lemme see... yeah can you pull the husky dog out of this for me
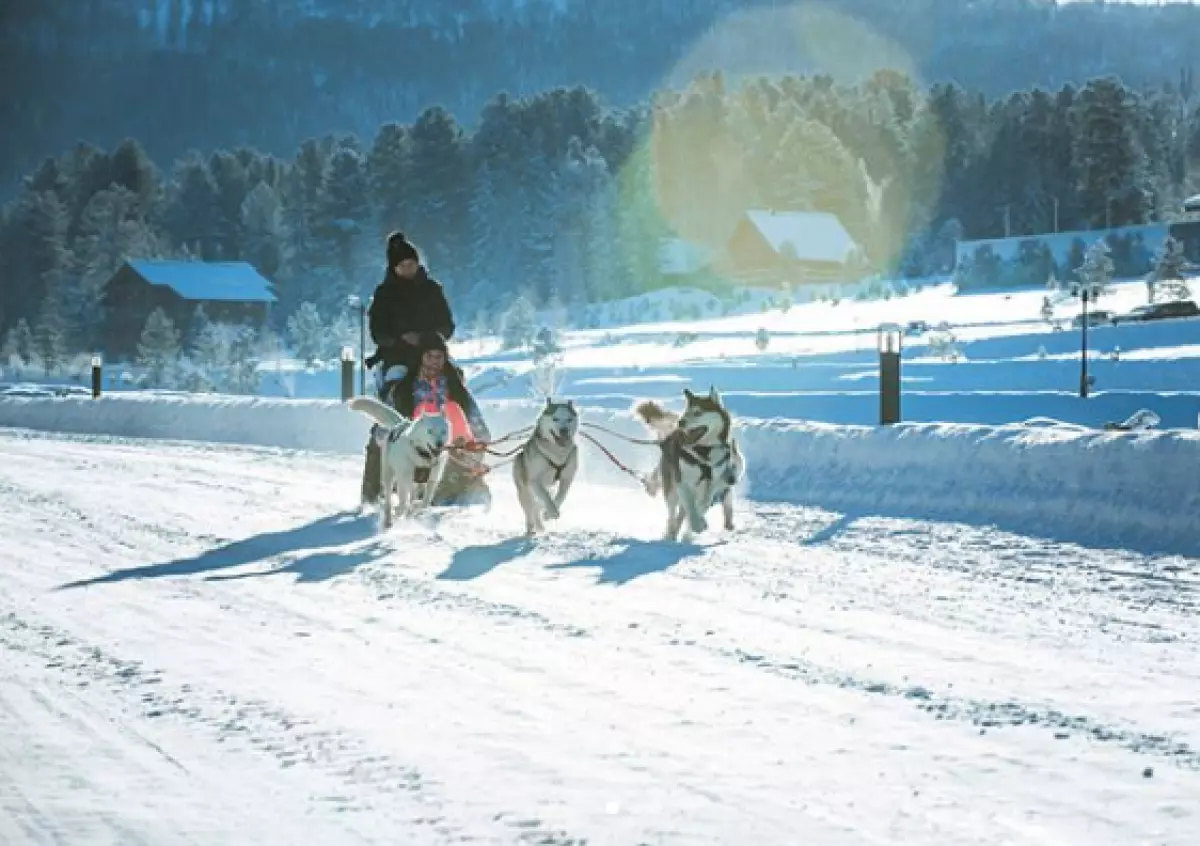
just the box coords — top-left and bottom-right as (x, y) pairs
(512, 398), (580, 535)
(635, 387), (745, 541)
(347, 395), (450, 529)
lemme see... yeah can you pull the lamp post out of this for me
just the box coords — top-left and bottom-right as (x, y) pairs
(347, 294), (367, 395)
(90, 354), (102, 399)
(340, 345), (355, 401)
(1078, 287), (1090, 398)
(877, 323), (902, 425)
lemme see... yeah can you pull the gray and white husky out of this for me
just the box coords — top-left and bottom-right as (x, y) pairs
(634, 387), (745, 541)
(512, 398), (580, 536)
(347, 395), (450, 529)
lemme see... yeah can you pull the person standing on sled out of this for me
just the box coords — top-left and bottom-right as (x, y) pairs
(360, 232), (488, 504)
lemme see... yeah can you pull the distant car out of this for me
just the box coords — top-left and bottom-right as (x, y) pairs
(1071, 310), (1114, 329)
(1113, 300), (1200, 324)
(904, 320), (929, 336)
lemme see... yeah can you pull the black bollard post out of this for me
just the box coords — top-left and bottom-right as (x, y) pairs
(878, 324), (901, 425)
(91, 355), (102, 399)
(340, 346), (355, 401)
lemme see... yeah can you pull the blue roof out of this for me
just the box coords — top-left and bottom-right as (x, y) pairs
(126, 260), (276, 303)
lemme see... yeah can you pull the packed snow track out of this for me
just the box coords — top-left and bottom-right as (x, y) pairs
(1, 427), (1197, 845)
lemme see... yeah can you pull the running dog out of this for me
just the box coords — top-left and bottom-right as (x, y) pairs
(347, 395), (450, 529)
(634, 387), (745, 541)
(512, 398), (580, 536)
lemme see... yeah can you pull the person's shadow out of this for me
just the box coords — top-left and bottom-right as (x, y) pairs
(57, 511), (382, 590)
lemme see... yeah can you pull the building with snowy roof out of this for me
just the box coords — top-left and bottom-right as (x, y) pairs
(723, 209), (864, 286)
(102, 259), (276, 358)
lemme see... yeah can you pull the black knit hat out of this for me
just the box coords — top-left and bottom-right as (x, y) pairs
(386, 231), (419, 267)
(417, 331), (448, 354)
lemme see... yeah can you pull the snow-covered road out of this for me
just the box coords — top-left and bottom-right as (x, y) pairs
(1, 428), (1197, 845)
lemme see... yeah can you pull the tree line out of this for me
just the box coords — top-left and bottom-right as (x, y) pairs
(1, 70), (1198, 380)
(5, 0), (1200, 194)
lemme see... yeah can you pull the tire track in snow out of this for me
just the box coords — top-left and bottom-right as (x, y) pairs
(0, 610), (587, 845)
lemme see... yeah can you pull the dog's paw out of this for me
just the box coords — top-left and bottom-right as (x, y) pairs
(689, 518), (708, 535)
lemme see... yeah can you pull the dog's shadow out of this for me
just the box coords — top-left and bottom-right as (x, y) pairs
(548, 538), (708, 586)
(56, 511), (382, 590)
(437, 537), (533, 581)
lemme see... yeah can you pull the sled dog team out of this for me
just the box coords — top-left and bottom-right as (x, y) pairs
(348, 386), (746, 541)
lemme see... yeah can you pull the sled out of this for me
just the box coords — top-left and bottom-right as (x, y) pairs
(410, 394), (492, 506)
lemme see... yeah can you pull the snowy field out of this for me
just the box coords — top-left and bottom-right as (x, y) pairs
(5, 278), (1199, 429)
(2, 277), (1199, 843)
(1, 428), (1198, 844)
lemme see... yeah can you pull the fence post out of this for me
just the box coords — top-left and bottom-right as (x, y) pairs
(878, 324), (902, 425)
(91, 355), (102, 399)
(340, 345), (355, 401)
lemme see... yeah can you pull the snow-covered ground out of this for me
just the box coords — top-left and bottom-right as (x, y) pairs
(2, 278), (1198, 842)
(2, 428), (1197, 844)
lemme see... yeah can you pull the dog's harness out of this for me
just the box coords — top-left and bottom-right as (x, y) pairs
(412, 446), (441, 483)
(678, 442), (733, 484)
(532, 439), (575, 483)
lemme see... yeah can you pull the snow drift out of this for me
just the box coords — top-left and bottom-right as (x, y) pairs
(1, 392), (1196, 554)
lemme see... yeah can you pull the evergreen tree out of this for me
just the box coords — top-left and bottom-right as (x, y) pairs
(240, 180), (287, 282)
(3, 319), (35, 364)
(33, 295), (66, 376)
(1071, 78), (1150, 229)
(1147, 236), (1195, 302)
(1074, 240), (1115, 301)
(137, 307), (182, 387)
(163, 152), (219, 258)
(501, 293), (537, 349)
(286, 301), (325, 365)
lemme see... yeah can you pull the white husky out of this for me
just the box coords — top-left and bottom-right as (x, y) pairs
(512, 399), (580, 536)
(347, 395), (450, 529)
(634, 387), (745, 541)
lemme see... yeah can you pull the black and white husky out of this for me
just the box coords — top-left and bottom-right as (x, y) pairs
(635, 387), (745, 541)
(512, 399), (580, 536)
(347, 395), (450, 529)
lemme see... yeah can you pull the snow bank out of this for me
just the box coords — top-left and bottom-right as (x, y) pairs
(2, 393), (1196, 554)
(737, 417), (1200, 555)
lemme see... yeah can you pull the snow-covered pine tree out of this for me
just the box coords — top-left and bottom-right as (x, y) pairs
(286, 301), (325, 365)
(4, 318), (34, 364)
(501, 293), (537, 350)
(34, 294), (67, 377)
(137, 307), (182, 387)
(1074, 239), (1115, 300)
(224, 324), (261, 394)
(1148, 236), (1195, 302)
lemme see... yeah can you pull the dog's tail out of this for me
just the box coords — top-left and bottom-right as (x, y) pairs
(633, 399), (678, 439)
(347, 395), (409, 431)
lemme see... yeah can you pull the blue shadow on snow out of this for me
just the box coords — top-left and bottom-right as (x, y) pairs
(547, 538), (707, 586)
(56, 511), (381, 590)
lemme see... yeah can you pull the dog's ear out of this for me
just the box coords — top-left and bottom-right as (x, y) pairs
(683, 388), (695, 404)
(567, 399), (574, 410)
(545, 396), (553, 409)
(709, 385), (721, 404)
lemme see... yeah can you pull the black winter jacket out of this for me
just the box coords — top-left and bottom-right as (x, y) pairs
(366, 267), (455, 368)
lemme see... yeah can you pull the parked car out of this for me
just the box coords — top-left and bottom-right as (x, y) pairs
(904, 320), (929, 336)
(1113, 300), (1200, 324)
(1071, 310), (1114, 329)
